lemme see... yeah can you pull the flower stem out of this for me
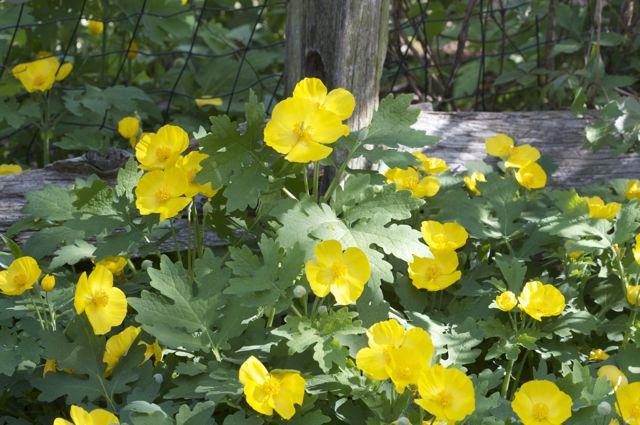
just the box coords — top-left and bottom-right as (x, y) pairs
(501, 356), (517, 398)
(170, 219), (183, 265)
(622, 309), (638, 348)
(322, 137), (363, 203)
(312, 161), (320, 202)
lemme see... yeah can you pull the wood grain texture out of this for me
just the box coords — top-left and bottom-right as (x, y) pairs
(2, 109), (638, 244)
(409, 107), (640, 187)
(284, 0), (390, 131)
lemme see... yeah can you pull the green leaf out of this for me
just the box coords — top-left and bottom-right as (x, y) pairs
(23, 185), (76, 221)
(49, 239), (96, 269)
(494, 254), (527, 292)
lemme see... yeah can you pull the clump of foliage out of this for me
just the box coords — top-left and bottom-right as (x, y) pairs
(1, 77), (640, 424)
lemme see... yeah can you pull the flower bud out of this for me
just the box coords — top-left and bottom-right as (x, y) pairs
(153, 373), (163, 384)
(495, 291), (517, 312)
(41, 274), (56, 292)
(597, 401), (611, 416)
(396, 417), (411, 425)
(141, 259), (153, 270)
(293, 285), (307, 298)
(317, 306), (328, 315)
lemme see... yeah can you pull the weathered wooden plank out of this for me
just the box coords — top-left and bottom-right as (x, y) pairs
(409, 107), (640, 187)
(1, 109), (638, 245)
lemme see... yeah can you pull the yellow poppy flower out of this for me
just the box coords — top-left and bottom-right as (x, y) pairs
(117, 116), (140, 146)
(74, 265), (127, 335)
(291, 77), (355, 120)
(625, 180), (640, 201)
(495, 291), (517, 311)
(384, 167), (440, 198)
(517, 281), (565, 321)
(627, 285), (640, 306)
(239, 356), (305, 420)
(408, 251), (462, 291)
(127, 41), (138, 60)
(463, 171), (486, 195)
(135, 167), (191, 221)
(586, 196), (621, 220)
(135, 124), (189, 170)
(420, 220), (468, 252)
(140, 340), (163, 366)
(195, 97), (223, 108)
(588, 349), (609, 361)
(264, 96), (349, 163)
(505, 144), (541, 168)
(95, 256), (128, 276)
(598, 365), (628, 390)
(355, 319), (434, 387)
(511, 380), (572, 425)
(54, 405), (118, 425)
(412, 152), (448, 174)
(616, 382), (640, 423)
(0, 256), (41, 296)
(0, 164), (22, 175)
(175, 151), (220, 198)
(485, 134), (514, 158)
(87, 20), (104, 35)
(415, 365), (475, 423)
(41, 274), (56, 292)
(633, 234), (640, 264)
(103, 326), (141, 377)
(12, 57), (72, 92)
(304, 240), (371, 305)
(515, 161), (547, 190)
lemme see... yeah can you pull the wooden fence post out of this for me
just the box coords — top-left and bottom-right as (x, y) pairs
(284, 0), (390, 131)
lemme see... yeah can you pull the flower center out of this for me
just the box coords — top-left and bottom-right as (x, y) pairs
(422, 264), (439, 282)
(264, 377), (280, 397)
(532, 402), (549, 420)
(521, 172), (534, 185)
(405, 175), (419, 189)
(331, 262), (348, 280)
(88, 290), (109, 308)
(631, 404), (640, 418)
(435, 390), (452, 408)
(293, 122), (313, 143)
(433, 234), (448, 247)
(33, 74), (47, 87)
(12, 274), (27, 287)
(155, 188), (171, 202)
(156, 146), (172, 162)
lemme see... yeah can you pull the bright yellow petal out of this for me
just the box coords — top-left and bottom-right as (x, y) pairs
(485, 134), (514, 157)
(412, 176), (440, 198)
(342, 247), (371, 285)
(515, 161), (547, 190)
(239, 356), (269, 386)
(305, 109), (349, 144)
(103, 326), (141, 377)
(323, 88), (356, 120)
(313, 239), (343, 266)
(89, 408), (120, 425)
(505, 144), (541, 168)
(284, 139), (332, 163)
(367, 319), (405, 347)
(330, 274), (366, 305)
(74, 272), (90, 313)
(401, 327), (435, 362)
(85, 287), (127, 335)
(70, 405), (92, 424)
(355, 346), (389, 380)
(292, 77), (328, 106)
(305, 260), (332, 298)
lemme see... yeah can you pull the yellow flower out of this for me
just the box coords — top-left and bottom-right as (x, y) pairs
(485, 134), (514, 158)
(384, 167), (440, 198)
(633, 234), (640, 264)
(616, 382), (640, 424)
(291, 77), (355, 120)
(355, 319), (434, 389)
(41, 274), (56, 292)
(505, 144), (541, 168)
(627, 285), (640, 306)
(0, 164), (22, 175)
(135, 124), (189, 170)
(420, 220), (468, 252)
(588, 349), (609, 361)
(140, 340), (163, 366)
(117, 117), (140, 146)
(127, 41), (138, 60)
(511, 380), (572, 425)
(263, 97), (349, 163)
(103, 326), (141, 377)
(586, 196), (621, 220)
(95, 256), (128, 276)
(54, 405), (118, 425)
(74, 265), (127, 335)
(408, 251), (462, 291)
(87, 20), (104, 35)
(195, 97), (223, 108)
(625, 180), (640, 201)
(415, 365), (475, 423)
(463, 171), (486, 195)
(495, 291), (517, 312)
(175, 151), (220, 198)
(0, 256), (41, 296)
(515, 161), (547, 190)
(305, 240), (371, 305)
(518, 281), (565, 321)
(135, 167), (191, 221)
(598, 365), (628, 390)
(239, 356), (305, 420)
(412, 152), (448, 174)
(12, 57), (72, 92)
